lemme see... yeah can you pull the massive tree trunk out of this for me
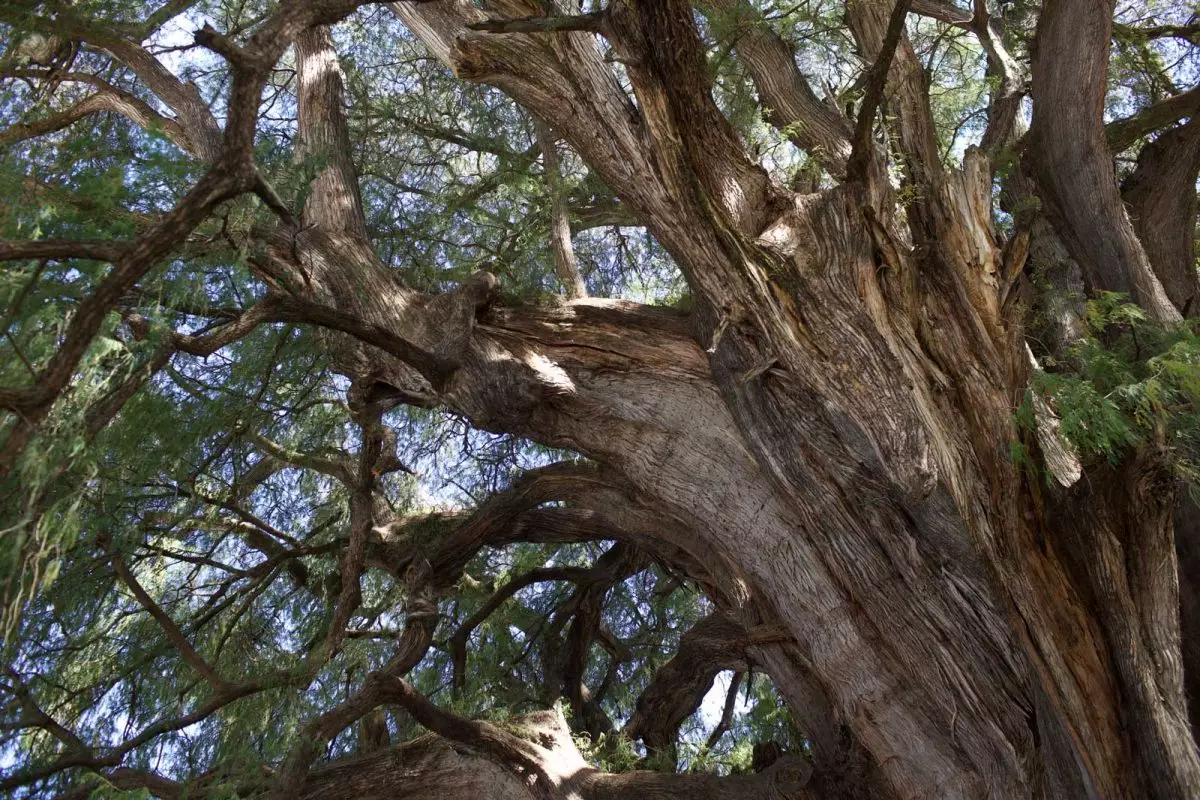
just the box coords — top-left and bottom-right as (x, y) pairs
(9, 1), (1193, 797)
(254, 1), (1200, 797)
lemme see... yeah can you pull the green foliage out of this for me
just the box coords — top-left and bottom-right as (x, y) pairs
(572, 729), (641, 774)
(1, 0), (1191, 796)
(1023, 293), (1200, 481)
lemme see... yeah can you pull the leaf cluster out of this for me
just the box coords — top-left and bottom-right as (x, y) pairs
(1021, 293), (1200, 483)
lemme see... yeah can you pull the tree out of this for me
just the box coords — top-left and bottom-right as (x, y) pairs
(2, 0), (1200, 797)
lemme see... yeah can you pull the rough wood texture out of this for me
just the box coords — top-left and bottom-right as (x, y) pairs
(1029, 0), (1180, 322)
(300, 707), (818, 800)
(1121, 114), (1200, 315)
(6, 0), (1200, 797)
(383, 2), (1200, 795)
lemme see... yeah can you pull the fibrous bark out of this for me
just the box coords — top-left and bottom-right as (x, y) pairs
(376, 2), (1200, 796)
(6, 1), (1200, 798)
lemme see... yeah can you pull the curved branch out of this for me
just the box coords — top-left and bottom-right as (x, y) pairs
(0, 4), (222, 159)
(267, 293), (461, 384)
(248, 433), (355, 485)
(701, 0), (853, 178)
(0, 81), (193, 151)
(268, 608), (436, 800)
(378, 677), (554, 796)
(1122, 115), (1200, 314)
(450, 566), (590, 691)
(1029, 0), (1179, 322)
(973, 0), (1026, 154)
(910, 0), (973, 26)
(623, 612), (754, 758)
(0, 1), (396, 474)
(51, 768), (183, 800)
(558, 543), (648, 736)
(1113, 21), (1200, 44)
(1106, 83), (1200, 154)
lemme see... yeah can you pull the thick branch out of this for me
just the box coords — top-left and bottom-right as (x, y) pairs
(974, 0), (1026, 154)
(1106, 84), (1200, 154)
(467, 12), (607, 35)
(611, 0), (783, 234)
(1121, 115), (1200, 314)
(623, 612), (752, 757)
(536, 120), (587, 299)
(702, 0), (853, 177)
(0, 239), (126, 262)
(909, 0), (973, 26)
(847, 0), (914, 184)
(1029, 0), (1179, 322)
(0, 87), (192, 151)
(379, 678), (554, 798)
(1113, 21), (1200, 44)
(268, 294), (459, 383)
(248, 433), (355, 485)
(569, 196), (639, 231)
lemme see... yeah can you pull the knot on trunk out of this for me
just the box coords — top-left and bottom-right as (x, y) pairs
(417, 270), (500, 373)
